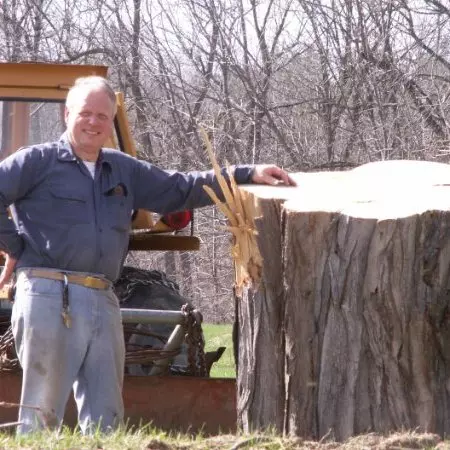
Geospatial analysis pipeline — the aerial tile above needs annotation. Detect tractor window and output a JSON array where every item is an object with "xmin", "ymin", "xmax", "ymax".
[
  {"xmin": 0, "ymin": 99, "xmax": 120, "ymax": 161},
  {"xmin": 0, "ymin": 100, "xmax": 65, "ymax": 160}
]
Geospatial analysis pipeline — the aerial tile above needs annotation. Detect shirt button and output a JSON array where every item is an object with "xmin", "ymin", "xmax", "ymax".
[{"xmin": 99, "ymin": 228, "xmax": 103, "ymax": 232}]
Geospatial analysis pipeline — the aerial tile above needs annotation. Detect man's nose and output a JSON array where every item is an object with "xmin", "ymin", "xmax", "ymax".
[{"xmin": 88, "ymin": 115, "xmax": 100, "ymax": 125}]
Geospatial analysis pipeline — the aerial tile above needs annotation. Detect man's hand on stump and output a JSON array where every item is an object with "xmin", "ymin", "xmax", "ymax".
[{"xmin": 251, "ymin": 164, "xmax": 297, "ymax": 187}]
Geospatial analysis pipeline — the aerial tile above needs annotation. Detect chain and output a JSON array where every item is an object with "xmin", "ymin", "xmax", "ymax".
[
  {"xmin": 115, "ymin": 268, "xmax": 180, "ymax": 305},
  {"xmin": 182, "ymin": 303, "xmax": 206, "ymax": 377},
  {"xmin": 0, "ymin": 323, "xmax": 19, "ymax": 372}
]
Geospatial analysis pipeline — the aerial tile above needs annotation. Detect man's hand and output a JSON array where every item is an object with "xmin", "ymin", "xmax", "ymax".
[
  {"xmin": 0, "ymin": 252, "xmax": 17, "ymax": 289},
  {"xmin": 251, "ymin": 164, "xmax": 297, "ymax": 187}
]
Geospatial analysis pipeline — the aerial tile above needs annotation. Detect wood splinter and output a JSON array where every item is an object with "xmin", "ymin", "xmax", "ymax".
[{"xmin": 199, "ymin": 126, "xmax": 262, "ymax": 295}]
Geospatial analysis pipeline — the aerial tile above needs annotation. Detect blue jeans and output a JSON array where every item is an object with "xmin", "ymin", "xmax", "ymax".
[{"xmin": 11, "ymin": 271, "xmax": 125, "ymax": 434}]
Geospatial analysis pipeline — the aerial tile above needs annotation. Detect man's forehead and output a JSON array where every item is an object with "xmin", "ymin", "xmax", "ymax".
[{"xmin": 69, "ymin": 88, "xmax": 115, "ymax": 112}]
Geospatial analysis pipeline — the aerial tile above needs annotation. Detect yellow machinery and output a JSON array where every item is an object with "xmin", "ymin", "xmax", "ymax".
[{"xmin": 0, "ymin": 62, "xmax": 200, "ymax": 252}]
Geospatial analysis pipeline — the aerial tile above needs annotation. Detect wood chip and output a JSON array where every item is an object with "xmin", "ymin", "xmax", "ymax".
[{"xmin": 199, "ymin": 126, "xmax": 262, "ymax": 294}]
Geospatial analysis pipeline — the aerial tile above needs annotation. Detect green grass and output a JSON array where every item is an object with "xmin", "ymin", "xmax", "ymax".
[
  {"xmin": 0, "ymin": 427, "xmax": 444, "ymax": 449},
  {"xmin": 202, "ymin": 323, "xmax": 236, "ymax": 378},
  {"xmin": 0, "ymin": 426, "xmax": 308, "ymax": 449}
]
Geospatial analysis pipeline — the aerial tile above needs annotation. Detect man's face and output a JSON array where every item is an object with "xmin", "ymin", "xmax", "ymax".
[{"xmin": 65, "ymin": 88, "xmax": 115, "ymax": 160}]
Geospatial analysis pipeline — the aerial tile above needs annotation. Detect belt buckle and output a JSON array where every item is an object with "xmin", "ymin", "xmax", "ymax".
[{"xmin": 84, "ymin": 276, "xmax": 100, "ymax": 289}]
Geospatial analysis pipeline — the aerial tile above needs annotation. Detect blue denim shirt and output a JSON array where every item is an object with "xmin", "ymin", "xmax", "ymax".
[{"xmin": 0, "ymin": 134, "xmax": 254, "ymax": 281}]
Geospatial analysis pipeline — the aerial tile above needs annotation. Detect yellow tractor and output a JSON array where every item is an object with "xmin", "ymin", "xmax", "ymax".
[{"xmin": 0, "ymin": 62, "xmax": 235, "ymax": 434}]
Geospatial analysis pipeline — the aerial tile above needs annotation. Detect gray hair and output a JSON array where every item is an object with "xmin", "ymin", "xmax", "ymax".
[{"xmin": 66, "ymin": 76, "xmax": 117, "ymax": 115}]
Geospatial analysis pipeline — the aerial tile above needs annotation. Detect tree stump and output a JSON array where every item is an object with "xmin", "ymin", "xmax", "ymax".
[{"xmin": 235, "ymin": 160, "xmax": 450, "ymax": 441}]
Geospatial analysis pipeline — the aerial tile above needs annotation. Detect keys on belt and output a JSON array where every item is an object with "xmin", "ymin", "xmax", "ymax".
[{"xmin": 61, "ymin": 274, "xmax": 71, "ymax": 328}]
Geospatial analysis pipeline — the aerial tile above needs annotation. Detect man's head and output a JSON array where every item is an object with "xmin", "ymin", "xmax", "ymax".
[{"xmin": 65, "ymin": 76, "xmax": 117, "ymax": 161}]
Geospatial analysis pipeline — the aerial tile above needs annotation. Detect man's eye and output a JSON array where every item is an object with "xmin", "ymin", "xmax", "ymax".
[{"xmin": 80, "ymin": 112, "xmax": 90, "ymax": 118}]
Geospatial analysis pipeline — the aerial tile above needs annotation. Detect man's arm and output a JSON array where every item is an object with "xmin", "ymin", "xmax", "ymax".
[
  {"xmin": 0, "ymin": 205, "xmax": 23, "ymax": 259},
  {"xmin": 0, "ymin": 147, "xmax": 43, "ymax": 266},
  {"xmin": 132, "ymin": 159, "xmax": 295, "ymax": 214},
  {"xmin": 0, "ymin": 252, "xmax": 17, "ymax": 290}
]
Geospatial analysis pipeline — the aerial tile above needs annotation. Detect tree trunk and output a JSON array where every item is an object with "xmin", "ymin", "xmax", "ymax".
[{"xmin": 235, "ymin": 160, "xmax": 450, "ymax": 441}]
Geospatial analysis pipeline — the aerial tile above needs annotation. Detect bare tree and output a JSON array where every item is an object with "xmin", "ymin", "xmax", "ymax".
[{"xmin": 3, "ymin": 0, "xmax": 450, "ymax": 321}]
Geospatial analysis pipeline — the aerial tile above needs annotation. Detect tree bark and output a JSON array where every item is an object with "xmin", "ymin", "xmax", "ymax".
[{"xmin": 235, "ymin": 160, "xmax": 450, "ymax": 441}]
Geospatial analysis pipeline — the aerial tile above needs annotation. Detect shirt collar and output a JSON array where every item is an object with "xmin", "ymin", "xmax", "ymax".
[
  {"xmin": 56, "ymin": 132, "xmax": 112, "ymax": 169},
  {"xmin": 56, "ymin": 133, "xmax": 77, "ymax": 162}
]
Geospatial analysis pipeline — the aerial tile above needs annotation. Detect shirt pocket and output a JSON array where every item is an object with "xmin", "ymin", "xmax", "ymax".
[
  {"xmin": 106, "ymin": 196, "xmax": 132, "ymax": 232},
  {"xmin": 49, "ymin": 186, "xmax": 89, "ymax": 224}
]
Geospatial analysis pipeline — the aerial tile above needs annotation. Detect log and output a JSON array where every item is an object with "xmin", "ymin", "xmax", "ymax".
[{"xmin": 234, "ymin": 160, "xmax": 450, "ymax": 441}]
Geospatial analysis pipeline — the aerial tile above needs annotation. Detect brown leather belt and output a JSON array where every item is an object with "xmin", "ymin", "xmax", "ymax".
[{"xmin": 22, "ymin": 269, "xmax": 110, "ymax": 290}]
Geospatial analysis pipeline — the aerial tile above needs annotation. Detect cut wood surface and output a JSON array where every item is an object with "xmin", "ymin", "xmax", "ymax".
[
  {"xmin": 234, "ymin": 160, "xmax": 450, "ymax": 441},
  {"xmin": 242, "ymin": 160, "xmax": 450, "ymax": 216}
]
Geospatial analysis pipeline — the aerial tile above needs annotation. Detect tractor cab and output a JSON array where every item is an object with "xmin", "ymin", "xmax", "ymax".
[{"xmin": 0, "ymin": 62, "xmax": 200, "ymax": 253}]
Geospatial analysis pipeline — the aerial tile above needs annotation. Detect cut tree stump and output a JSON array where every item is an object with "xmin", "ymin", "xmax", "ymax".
[{"xmin": 234, "ymin": 160, "xmax": 450, "ymax": 441}]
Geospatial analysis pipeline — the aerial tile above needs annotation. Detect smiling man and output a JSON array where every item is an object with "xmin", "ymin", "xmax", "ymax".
[
  {"xmin": 65, "ymin": 80, "xmax": 117, "ymax": 162},
  {"xmin": 0, "ymin": 76, "xmax": 295, "ymax": 434}
]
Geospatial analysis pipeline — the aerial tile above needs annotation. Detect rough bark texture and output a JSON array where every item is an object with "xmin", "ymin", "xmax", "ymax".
[
  {"xmin": 235, "ymin": 160, "xmax": 450, "ymax": 441},
  {"xmin": 237, "ymin": 199, "xmax": 285, "ymax": 432}
]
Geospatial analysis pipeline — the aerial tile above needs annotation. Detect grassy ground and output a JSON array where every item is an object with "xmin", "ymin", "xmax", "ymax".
[
  {"xmin": 3, "ymin": 327, "xmax": 447, "ymax": 448},
  {"xmin": 0, "ymin": 428, "xmax": 447, "ymax": 449},
  {"xmin": 202, "ymin": 323, "xmax": 235, "ymax": 378}
]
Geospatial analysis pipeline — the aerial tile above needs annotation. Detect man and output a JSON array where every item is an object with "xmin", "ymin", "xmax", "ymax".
[{"xmin": 0, "ymin": 76, "xmax": 295, "ymax": 434}]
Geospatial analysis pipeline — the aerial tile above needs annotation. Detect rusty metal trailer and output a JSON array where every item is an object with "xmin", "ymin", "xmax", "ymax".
[{"xmin": 0, "ymin": 373, "xmax": 236, "ymax": 434}]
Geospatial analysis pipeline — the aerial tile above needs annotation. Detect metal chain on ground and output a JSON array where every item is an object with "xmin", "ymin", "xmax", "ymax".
[
  {"xmin": 182, "ymin": 303, "xmax": 207, "ymax": 377},
  {"xmin": 0, "ymin": 324, "xmax": 19, "ymax": 372}
]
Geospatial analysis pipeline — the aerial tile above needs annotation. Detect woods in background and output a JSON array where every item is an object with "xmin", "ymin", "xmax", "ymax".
[{"xmin": 1, "ymin": 0, "xmax": 449, "ymax": 321}]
